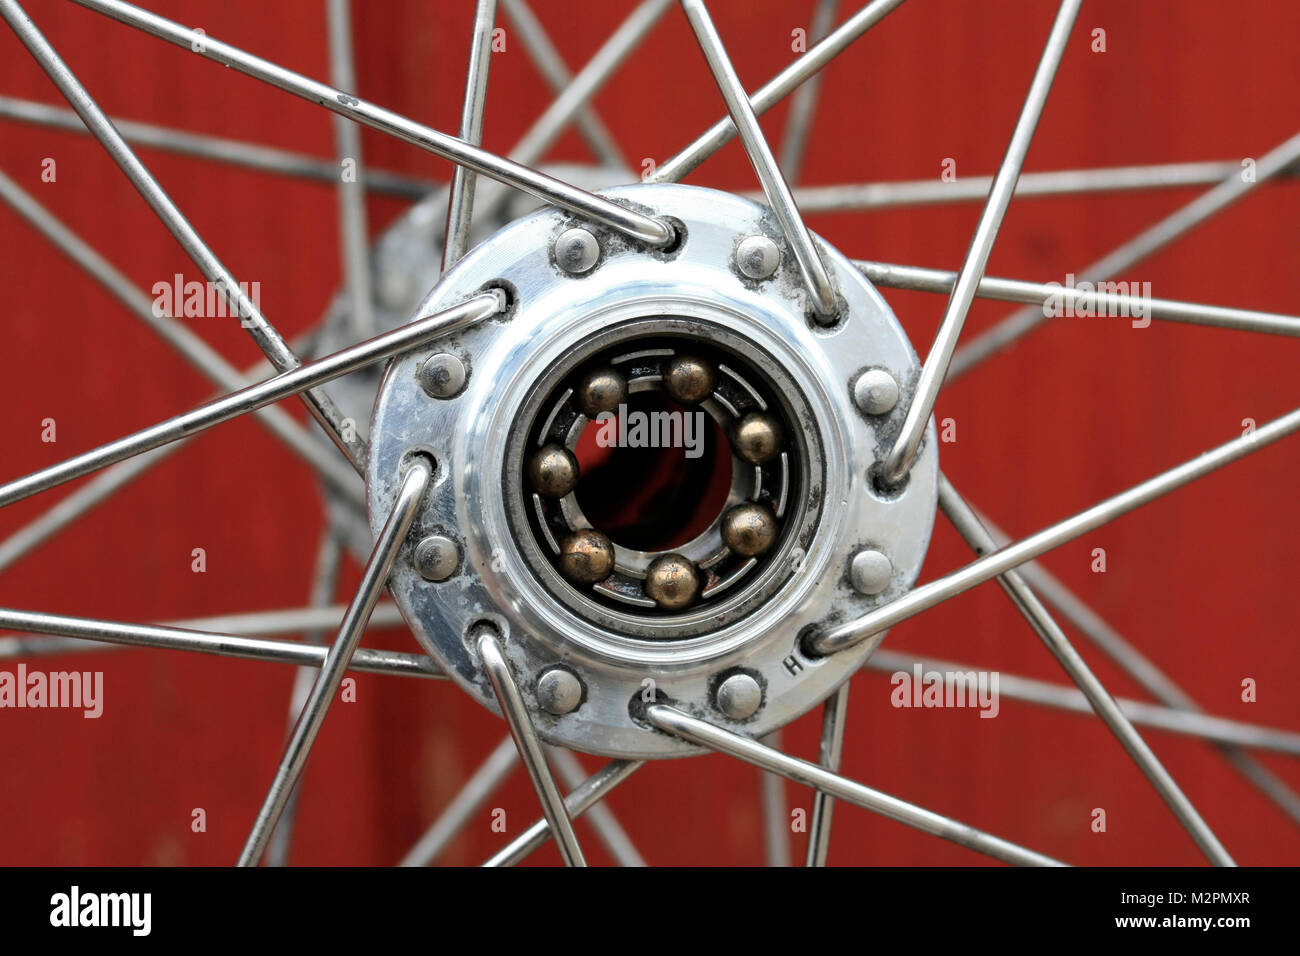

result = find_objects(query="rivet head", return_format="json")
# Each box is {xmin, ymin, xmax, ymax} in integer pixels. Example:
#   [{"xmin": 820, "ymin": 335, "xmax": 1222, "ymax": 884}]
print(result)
[
  {"xmin": 554, "ymin": 227, "xmax": 600, "ymax": 275},
  {"xmin": 414, "ymin": 535, "xmax": 461, "ymax": 581},
  {"xmin": 528, "ymin": 444, "xmax": 580, "ymax": 498},
  {"xmin": 715, "ymin": 672, "xmax": 763, "ymax": 719},
  {"xmin": 662, "ymin": 354, "xmax": 716, "ymax": 404},
  {"xmin": 850, "ymin": 549, "xmax": 893, "ymax": 595},
  {"xmin": 559, "ymin": 529, "xmax": 616, "ymax": 584},
  {"xmin": 735, "ymin": 235, "xmax": 780, "ymax": 280},
  {"xmin": 575, "ymin": 367, "xmax": 627, "ymax": 418},
  {"xmin": 536, "ymin": 667, "xmax": 584, "ymax": 715},
  {"xmin": 418, "ymin": 353, "xmax": 468, "ymax": 399},
  {"xmin": 853, "ymin": 369, "xmax": 899, "ymax": 416},
  {"xmin": 731, "ymin": 411, "xmax": 783, "ymax": 465},
  {"xmin": 643, "ymin": 553, "xmax": 700, "ymax": 610},
  {"xmin": 721, "ymin": 503, "xmax": 777, "ymax": 556}
]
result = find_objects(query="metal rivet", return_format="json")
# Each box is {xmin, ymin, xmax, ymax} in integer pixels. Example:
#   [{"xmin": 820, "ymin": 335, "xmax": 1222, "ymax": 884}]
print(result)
[
  {"xmin": 735, "ymin": 235, "xmax": 780, "ymax": 280},
  {"xmin": 715, "ymin": 672, "xmax": 763, "ymax": 719},
  {"xmin": 418, "ymin": 353, "xmax": 468, "ymax": 399},
  {"xmin": 554, "ymin": 227, "xmax": 600, "ymax": 275},
  {"xmin": 850, "ymin": 549, "xmax": 893, "ymax": 595},
  {"xmin": 414, "ymin": 535, "xmax": 460, "ymax": 582},
  {"xmin": 853, "ymin": 369, "xmax": 899, "ymax": 416},
  {"xmin": 536, "ymin": 667, "xmax": 584, "ymax": 715}
]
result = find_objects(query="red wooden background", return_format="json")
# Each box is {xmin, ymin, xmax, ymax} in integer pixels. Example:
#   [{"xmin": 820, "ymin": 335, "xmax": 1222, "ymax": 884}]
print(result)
[{"xmin": 1, "ymin": 0, "xmax": 1297, "ymax": 865}]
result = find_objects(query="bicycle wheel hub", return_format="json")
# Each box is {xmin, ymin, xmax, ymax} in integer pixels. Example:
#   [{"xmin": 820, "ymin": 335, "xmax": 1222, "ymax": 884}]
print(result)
[{"xmin": 367, "ymin": 182, "xmax": 939, "ymax": 758}]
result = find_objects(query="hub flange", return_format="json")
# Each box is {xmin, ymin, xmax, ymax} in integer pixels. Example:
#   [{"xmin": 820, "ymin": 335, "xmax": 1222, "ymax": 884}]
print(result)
[{"xmin": 366, "ymin": 182, "xmax": 938, "ymax": 758}]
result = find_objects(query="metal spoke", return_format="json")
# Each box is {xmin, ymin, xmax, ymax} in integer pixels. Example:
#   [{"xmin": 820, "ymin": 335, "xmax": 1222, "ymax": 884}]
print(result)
[
  {"xmin": 965, "ymin": 506, "xmax": 1300, "ymax": 824},
  {"xmin": 651, "ymin": 0, "xmax": 907, "ymax": 184},
  {"xmin": 950, "ymin": 128, "xmax": 1300, "ymax": 379},
  {"xmin": 778, "ymin": 0, "xmax": 838, "ymax": 183},
  {"xmin": 0, "ymin": 606, "xmax": 443, "ymax": 679},
  {"xmin": 864, "ymin": 650, "xmax": 1300, "ymax": 758},
  {"xmin": 498, "ymin": 0, "xmax": 624, "ymax": 167},
  {"xmin": 398, "ymin": 735, "xmax": 518, "ymax": 867},
  {"xmin": 549, "ymin": 748, "xmax": 647, "ymax": 866},
  {"xmin": 0, "ymin": 292, "xmax": 501, "ymax": 510},
  {"xmin": 855, "ymin": 259, "xmax": 1300, "ymax": 337},
  {"xmin": 68, "ymin": 0, "xmax": 674, "ymax": 247},
  {"xmin": 443, "ymin": 0, "xmax": 497, "ymax": 271},
  {"xmin": 265, "ymin": 531, "xmax": 343, "ymax": 868},
  {"xmin": 326, "ymin": 0, "xmax": 376, "ymax": 339},
  {"xmin": 483, "ymin": 759, "xmax": 643, "ymax": 867},
  {"xmin": 647, "ymin": 704, "xmax": 1064, "ymax": 866},
  {"xmin": 882, "ymin": 0, "xmax": 1080, "ymax": 484},
  {"xmin": 0, "ymin": 602, "xmax": 408, "ymax": 661},
  {"xmin": 937, "ymin": 474, "xmax": 1233, "ymax": 866},
  {"xmin": 238, "ymin": 458, "xmax": 431, "ymax": 866},
  {"xmin": 507, "ymin": 0, "xmax": 672, "ymax": 168},
  {"xmin": 475, "ymin": 627, "xmax": 586, "ymax": 866},
  {"xmin": 806, "ymin": 682, "xmax": 849, "ymax": 866},
  {"xmin": 0, "ymin": 95, "xmax": 435, "ymax": 197},
  {"xmin": 0, "ymin": 166, "xmax": 364, "ymax": 504},
  {"xmin": 680, "ymin": 0, "xmax": 838, "ymax": 318},
  {"xmin": 1, "ymin": 0, "xmax": 368, "ymax": 469},
  {"xmin": 782, "ymin": 159, "xmax": 1300, "ymax": 212},
  {"xmin": 808, "ymin": 401, "xmax": 1300, "ymax": 656},
  {"xmin": 0, "ymin": 323, "xmax": 328, "ymax": 576},
  {"xmin": 758, "ymin": 730, "xmax": 791, "ymax": 866}
]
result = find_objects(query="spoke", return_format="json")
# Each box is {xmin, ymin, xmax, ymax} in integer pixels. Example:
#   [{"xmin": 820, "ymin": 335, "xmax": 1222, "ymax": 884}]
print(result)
[
  {"xmin": 806, "ymin": 682, "xmax": 850, "ymax": 866},
  {"xmin": 326, "ymin": 0, "xmax": 376, "ymax": 339},
  {"xmin": 238, "ymin": 458, "xmax": 430, "ymax": 866},
  {"xmin": 442, "ymin": 0, "xmax": 497, "ymax": 271},
  {"xmin": 647, "ymin": 705, "xmax": 1064, "ymax": 866},
  {"xmin": 865, "ymin": 650, "xmax": 1300, "ymax": 758},
  {"xmin": 265, "ymin": 531, "xmax": 343, "ymax": 868},
  {"xmin": 855, "ymin": 259, "xmax": 1300, "ymax": 337},
  {"xmin": 0, "ymin": 606, "xmax": 442, "ymax": 679},
  {"xmin": 680, "ymin": 0, "xmax": 838, "ymax": 318},
  {"xmin": 950, "ymin": 128, "xmax": 1300, "ymax": 379},
  {"xmin": 0, "ymin": 321, "xmax": 328, "ymax": 576},
  {"xmin": 777, "ymin": 0, "xmax": 838, "ymax": 183},
  {"xmin": 498, "ymin": 0, "xmax": 624, "ymax": 167},
  {"xmin": 882, "ymin": 0, "xmax": 1080, "ymax": 484},
  {"xmin": 483, "ymin": 759, "xmax": 643, "ymax": 867},
  {"xmin": 758, "ymin": 730, "xmax": 791, "ymax": 867},
  {"xmin": 938, "ymin": 474, "xmax": 1233, "ymax": 866},
  {"xmin": 475, "ymin": 627, "xmax": 586, "ymax": 866},
  {"xmin": 68, "ymin": 0, "xmax": 674, "ymax": 247},
  {"xmin": 0, "ymin": 95, "xmax": 435, "ymax": 197},
  {"xmin": 782, "ymin": 159, "xmax": 1300, "ymax": 212},
  {"xmin": 507, "ymin": 0, "xmax": 672, "ymax": 167},
  {"xmin": 0, "ymin": 166, "xmax": 364, "ymax": 503},
  {"xmin": 549, "ymin": 748, "xmax": 647, "ymax": 867},
  {"xmin": 399, "ymin": 735, "xmax": 519, "ymax": 867},
  {"xmin": 1, "ymin": 0, "xmax": 368, "ymax": 469},
  {"xmin": 0, "ymin": 292, "xmax": 501, "ymax": 510},
  {"xmin": 651, "ymin": 0, "xmax": 907, "ymax": 184},
  {"xmin": 965, "ymin": 507, "xmax": 1300, "ymax": 824},
  {"xmin": 808, "ymin": 401, "xmax": 1300, "ymax": 656}
]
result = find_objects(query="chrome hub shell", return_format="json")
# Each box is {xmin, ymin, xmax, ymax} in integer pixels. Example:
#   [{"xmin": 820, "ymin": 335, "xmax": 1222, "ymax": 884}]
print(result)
[{"xmin": 366, "ymin": 182, "xmax": 939, "ymax": 758}]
